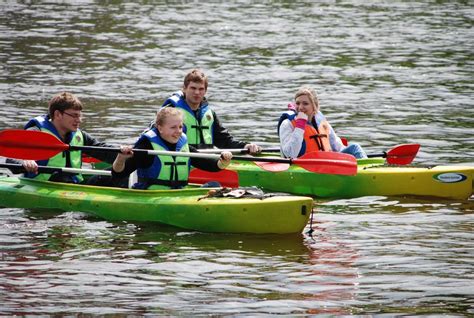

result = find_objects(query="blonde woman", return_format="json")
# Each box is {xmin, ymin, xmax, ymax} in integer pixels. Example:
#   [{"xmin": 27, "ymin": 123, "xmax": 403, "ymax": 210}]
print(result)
[
  {"xmin": 113, "ymin": 107, "xmax": 232, "ymax": 190},
  {"xmin": 278, "ymin": 86, "xmax": 367, "ymax": 159}
]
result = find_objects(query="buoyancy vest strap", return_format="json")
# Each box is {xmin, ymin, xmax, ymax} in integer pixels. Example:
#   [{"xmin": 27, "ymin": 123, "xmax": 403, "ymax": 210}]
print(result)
[
  {"xmin": 191, "ymin": 121, "xmax": 209, "ymax": 145},
  {"xmin": 64, "ymin": 150, "xmax": 72, "ymax": 167},
  {"xmin": 138, "ymin": 158, "xmax": 188, "ymax": 189},
  {"xmin": 309, "ymin": 123, "xmax": 327, "ymax": 151},
  {"xmin": 309, "ymin": 135, "xmax": 323, "ymax": 151},
  {"xmin": 165, "ymin": 160, "xmax": 187, "ymax": 185}
]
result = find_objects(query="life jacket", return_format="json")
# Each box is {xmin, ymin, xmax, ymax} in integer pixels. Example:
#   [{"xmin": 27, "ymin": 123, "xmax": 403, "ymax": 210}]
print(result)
[
  {"xmin": 135, "ymin": 127, "xmax": 191, "ymax": 190},
  {"xmin": 277, "ymin": 110, "xmax": 332, "ymax": 157},
  {"xmin": 277, "ymin": 110, "xmax": 296, "ymax": 135},
  {"xmin": 24, "ymin": 115, "xmax": 84, "ymax": 183},
  {"xmin": 162, "ymin": 91, "xmax": 214, "ymax": 148}
]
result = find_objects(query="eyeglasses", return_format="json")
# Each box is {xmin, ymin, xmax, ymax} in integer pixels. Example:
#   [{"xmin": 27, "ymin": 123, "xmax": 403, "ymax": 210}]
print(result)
[{"xmin": 62, "ymin": 111, "xmax": 83, "ymax": 120}]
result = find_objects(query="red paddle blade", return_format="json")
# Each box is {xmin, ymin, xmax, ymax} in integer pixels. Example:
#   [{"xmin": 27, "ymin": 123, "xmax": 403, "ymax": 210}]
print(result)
[
  {"xmin": 254, "ymin": 161, "xmax": 291, "ymax": 172},
  {"xmin": 82, "ymin": 154, "xmax": 102, "ymax": 163},
  {"xmin": 294, "ymin": 151, "xmax": 358, "ymax": 175},
  {"xmin": 189, "ymin": 168, "xmax": 240, "ymax": 188},
  {"xmin": 386, "ymin": 144, "xmax": 420, "ymax": 165},
  {"xmin": 0, "ymin": 129, "xmax": 68, "ymax": 160}
]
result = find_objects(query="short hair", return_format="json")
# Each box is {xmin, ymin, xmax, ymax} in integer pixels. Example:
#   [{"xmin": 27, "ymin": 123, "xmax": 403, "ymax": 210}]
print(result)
[
  {"xmin": 48, "ymin": 92, "xmax": 83, "ymax": 118},
  {"xmin": 156, "ymin": 107, "xmax": 184, "ymax": 127},
  {"xmin": 295, "ymin": 86, "xmax": 319, "ymax": 112},
  {"xmin": 183, "ymin": 68, "xmax": 208, "ymax": 90}
]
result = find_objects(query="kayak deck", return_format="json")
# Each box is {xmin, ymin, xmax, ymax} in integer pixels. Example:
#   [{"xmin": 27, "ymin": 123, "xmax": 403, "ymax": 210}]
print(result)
[
  {"xmin": 190, "ymin": 159, "xmax": 474, "ymax": 200},
  {"xmin": 0, "ymin": 176, "xmax": 313, "ymax": 234}
]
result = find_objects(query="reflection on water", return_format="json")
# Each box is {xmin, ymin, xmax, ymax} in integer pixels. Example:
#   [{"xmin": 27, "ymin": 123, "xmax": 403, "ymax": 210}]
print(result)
[
  {"xmin": 1, "ymin": 210, "xmax": 362, "ymax": 315},
  {"xmin": 0, "ymin": 1, "xmax": 473, "ymax": 315},
  {"xmin": 2, "ymin": 197, "xmax": 473, "ymax": 315},
  {"xmin": 316, "ymin": 197, "xmax": 474, "ymax": 315}
]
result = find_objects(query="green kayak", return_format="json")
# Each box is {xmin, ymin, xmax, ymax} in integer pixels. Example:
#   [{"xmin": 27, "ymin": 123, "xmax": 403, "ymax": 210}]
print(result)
[
  {"xmin": 189, "ymin": 158, "xmax": 474, "ymax": 200},
  {"xmin": 0, "ymin": 176, "xmax": 313, "ymax": 234}
]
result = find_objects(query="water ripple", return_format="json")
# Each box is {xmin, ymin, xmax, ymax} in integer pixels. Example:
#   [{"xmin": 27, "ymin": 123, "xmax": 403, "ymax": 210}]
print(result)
[{"xmin": 0, "ymin": 1, "xmax": 473, "ymax": 315}]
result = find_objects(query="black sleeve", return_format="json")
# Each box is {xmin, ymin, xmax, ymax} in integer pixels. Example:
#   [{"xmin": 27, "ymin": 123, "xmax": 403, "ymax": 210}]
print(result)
[
  {"xmin": 189, "ymin": 145, "xmax": 222, "ymax": 172},
  {"xmin": 81, "ymin": 130, "xmax": 119, "ymax": 164},
  {"xmin": 4, "ymin": 158, "xmax": 24, "ymax": 174},
  {"xmin": 211, "ymin": 110, "xmax": 249, "ymax": 149},
  {"xmin": 111, "ymin": 138, "xmax": 154, "ymax": 178}
]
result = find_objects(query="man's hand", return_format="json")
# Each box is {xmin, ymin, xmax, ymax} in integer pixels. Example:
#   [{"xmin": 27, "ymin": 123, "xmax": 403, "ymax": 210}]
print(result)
[
  {"xmin": 244, "ymin": 143, "xmax": 261, "ymax": 155},
  {"xmin": 22, "ymin": 160, "xmax": 38, "ymax": 174}
]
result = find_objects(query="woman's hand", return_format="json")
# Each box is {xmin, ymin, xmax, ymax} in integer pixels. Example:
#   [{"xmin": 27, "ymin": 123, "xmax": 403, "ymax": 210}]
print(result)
[
  {"xmin": 112, "ymin": 145, "xmax": 134, "ymax": 173},
  {"xmin": 217, "ymin": 151, "xmax": 233, "ymax": 169},
  {"xmin": 296, "ymin": 111, "xmax": 308, "ymax": 121},
  {"xmin": 119, "ymin": 145, "xmax": 134, "ymax": 159},
  {"xmin": 294, "ymin": 112, "xmax": 308, "ymax": 130}
]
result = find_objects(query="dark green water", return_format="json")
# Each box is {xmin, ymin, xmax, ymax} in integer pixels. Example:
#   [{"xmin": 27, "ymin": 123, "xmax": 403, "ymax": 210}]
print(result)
[{"xmin": 0, "ymin": 2, "xmax": 473, "ymax": 315}]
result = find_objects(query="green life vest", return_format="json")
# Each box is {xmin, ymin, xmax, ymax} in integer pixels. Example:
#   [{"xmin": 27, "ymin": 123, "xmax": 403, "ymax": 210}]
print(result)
[
  {"xmin": 182, "ymin": 107, "xmax": 214, "ymax": 146},
  {"xmin": 162, "ymin": 92, "xmax": 214, "ymax": 148},
  {"xmin": 25, "ymin": 115, "xmax": 84, "ymax": 182},
  {"xmin": 36, "ymin": 129, "xmax": 84, "ymax": 182},
  {"xmin": 136, "ymin": 128, "xmax": 190, "ymax": 190}
]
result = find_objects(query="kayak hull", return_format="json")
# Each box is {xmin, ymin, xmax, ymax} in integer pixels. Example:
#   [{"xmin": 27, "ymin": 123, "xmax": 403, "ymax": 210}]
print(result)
[
  {"xmin": 190, "ymin": 159, "xmax": 474, "ymax": 200},
  {"xmin": 0, "ymin": 176, "xmax": 313, "ymax": 234}
]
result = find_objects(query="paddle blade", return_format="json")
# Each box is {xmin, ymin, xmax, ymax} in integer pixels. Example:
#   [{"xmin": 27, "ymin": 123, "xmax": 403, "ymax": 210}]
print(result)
[
  {"xmin": 82, "ymin": 153, "xmax": 102, "ymax": 163},
  {"xmin": 386, "ymin": 144, "xmax": 420, "ymax": 165},
  {"xmin": 294, "ymin": 152, "xmax": 358, "ymax": 175},
  {"xmin": 0, "ymin": 129, "xmax": 68, "ymax": 160},
  {"xmin": 254, "ymin": 161, "xmax": 291, "ymax": 172},
  {"xmin": 189, "ymin": 168, "xmax": 239, "ymax": 188}
]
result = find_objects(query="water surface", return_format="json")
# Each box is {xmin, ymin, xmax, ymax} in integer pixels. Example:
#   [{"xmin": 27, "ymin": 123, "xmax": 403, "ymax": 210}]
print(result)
[{"xmin": 0, "ymin": 2, "xmax": 473, "ymax": 315}]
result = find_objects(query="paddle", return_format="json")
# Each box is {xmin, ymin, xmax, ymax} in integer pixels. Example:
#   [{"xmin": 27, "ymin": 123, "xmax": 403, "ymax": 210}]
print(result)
[
  {"xmin": 188, "ymin": 145, "xmax": 419, "ymax": 186},
  {"xmin": 0, "ymin": 129, "xmax": 357, "ymax": 176},
  {"xmin": 189, "ymin": 169, "xmax": 239, "ymax": 188},
  {"xmin": 367, "ymin": 144, "xmax": 420, "ymax": 165},
  {"xmin": 197, "ymin": 144, "xmax": 419, "ymax": 163},
  {"xmin": 0, "ymin": 163, "xmax": 111, "ymax": 176},
  {"xmin": 82, "ymin": 153, "xmax": 102, "ymax": 163},
  {"xmin": 198, "ymin": 147, "xmax": 281, "ymax": 154},
  {"xmin": 339, "ymin": 137, "xmax": 419, "ymax": 165},
  {"xmin": 82, "ymin": 147, "xmax": 282, "ymax": 164}
]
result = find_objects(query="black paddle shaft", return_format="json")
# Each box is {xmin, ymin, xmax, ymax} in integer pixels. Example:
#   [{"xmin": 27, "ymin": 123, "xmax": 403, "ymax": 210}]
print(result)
[{"xmin": 0, "ymin": 162, "xmax": 63, "ymax": 174}]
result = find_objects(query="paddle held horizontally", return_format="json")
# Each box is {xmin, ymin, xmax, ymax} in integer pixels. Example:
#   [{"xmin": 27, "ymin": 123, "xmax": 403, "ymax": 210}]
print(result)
[{"xmin": 0, "ymin": 129, "xmax": 358, "ymax": 175}]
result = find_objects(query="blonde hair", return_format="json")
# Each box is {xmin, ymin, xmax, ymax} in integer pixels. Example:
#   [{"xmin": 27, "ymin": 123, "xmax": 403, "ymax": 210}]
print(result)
[
  {"xmin": 155, "ymin": 107, "xmax": 184, "ymax": 127},
  {"xmin": 295, "ymin": 86, "xmax": 319, "ymax": 112}
]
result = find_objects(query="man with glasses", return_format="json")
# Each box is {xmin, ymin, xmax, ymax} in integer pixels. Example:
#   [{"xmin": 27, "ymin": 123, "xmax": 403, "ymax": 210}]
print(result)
[{"xmin": 7, "ymin": 92, "xmax": 128, "ymax": 186}]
